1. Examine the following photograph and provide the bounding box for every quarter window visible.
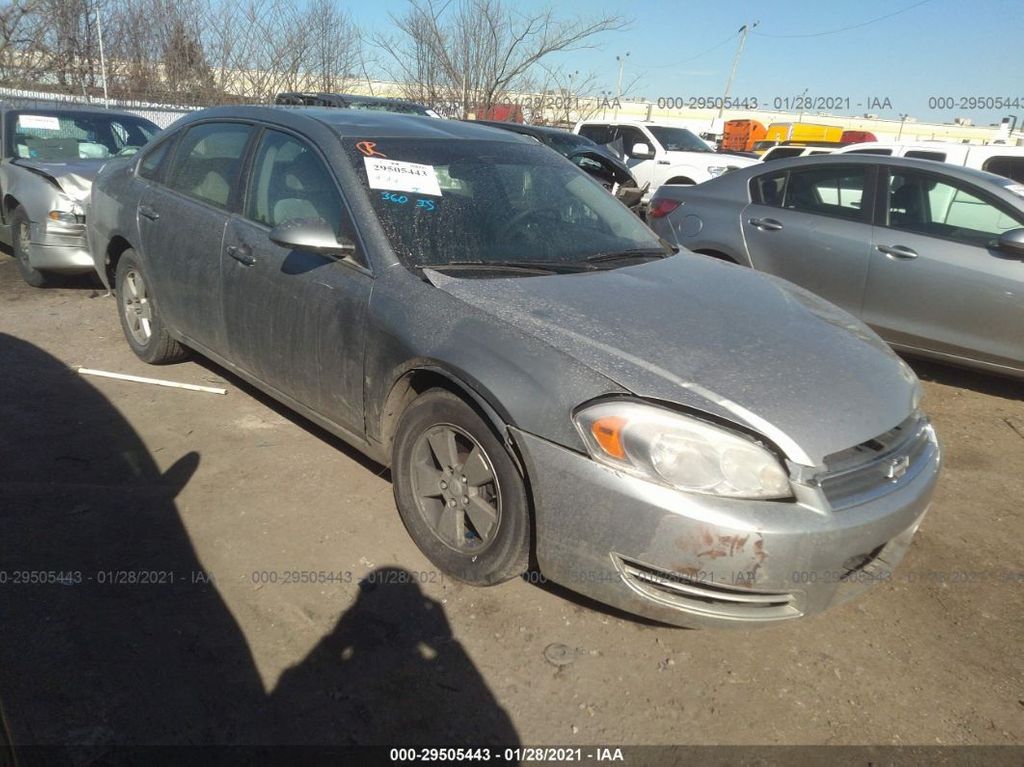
[166,122,253,209]
[886,170,1024,246]
[246,130,344,235]
[138,135,175,180]
[750,171,787,206]
[781,165,868,220]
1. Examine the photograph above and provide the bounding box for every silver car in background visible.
[0,103,159,286]
[88,108,939,628]
[648,155,1024,379]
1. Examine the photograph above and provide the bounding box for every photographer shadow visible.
[0,333,517,749]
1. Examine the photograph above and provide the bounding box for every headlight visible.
[48,209,84,224]
[573,401,792,499]
[707,166,730,177]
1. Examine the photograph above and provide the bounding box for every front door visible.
[862,166,1024,369]
[221,128,370,433]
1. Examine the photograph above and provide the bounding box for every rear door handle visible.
[139,205,159,221]
[876,244,918,259]
[748,217,783,231]
[226,244,255,266]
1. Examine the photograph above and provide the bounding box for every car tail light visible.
[648,198,682,219]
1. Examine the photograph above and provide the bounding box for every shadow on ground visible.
[904,355,1022,401]
[0,333,518,749]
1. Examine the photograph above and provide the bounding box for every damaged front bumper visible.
[28,219,93,273]
[512,417,940,629]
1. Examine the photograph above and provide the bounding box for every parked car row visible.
[5,102,945,631]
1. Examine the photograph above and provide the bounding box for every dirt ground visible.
[0,253,1022,750]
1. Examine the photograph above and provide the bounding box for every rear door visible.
[221,127,370,433]
[862,166,1024,369]
[138,121,254,353]
[740,163,876,316]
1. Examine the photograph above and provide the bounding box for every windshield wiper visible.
[583,248,674,265]
[417,260,595,274]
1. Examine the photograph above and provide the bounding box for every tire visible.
[114,249,188,364]
[392,388,530,585]
[11,206,50,287]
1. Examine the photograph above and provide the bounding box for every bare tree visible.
[0,0,39,83]
[372,0,627,117]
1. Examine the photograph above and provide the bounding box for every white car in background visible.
[573,119,757,197]
[834,141,1024,182]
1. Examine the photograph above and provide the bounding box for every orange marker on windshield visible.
[356,141,387,158]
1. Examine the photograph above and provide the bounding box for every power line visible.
[753,0,934,39]
[639,30,740,70]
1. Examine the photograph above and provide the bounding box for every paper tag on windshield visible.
[364,157,442,197]
[19,115,60,131]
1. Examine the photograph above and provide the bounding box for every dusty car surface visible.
[0,103,159,286]
[648,154,1024,380]
[88,107,939,628]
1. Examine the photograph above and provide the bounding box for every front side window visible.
[616,127,649,158]
[8,110,158,160]
[166,122,252,209]
[343,138,664,269]
[781,165,868,220]
[246,130,344,236]
[886,169,1024,246]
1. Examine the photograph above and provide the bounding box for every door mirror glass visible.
[995,227,1024,256]
[630,142,653,159]
[269,218,355,257]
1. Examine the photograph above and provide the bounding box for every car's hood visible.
[425,256,918,466]
[12,158,103,203]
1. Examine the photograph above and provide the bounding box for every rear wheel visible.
[115,249,188,364]
[11,206,50,287]
[392,389,530,585]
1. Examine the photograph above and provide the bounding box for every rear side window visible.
[982,156,1024,184]
[904,150,946,162]
[761,147,804,162]
[578,124,614,145]
[166,122,253,209]
[137,135,176,181]
[845,148,892,155]
[782,165,869,220]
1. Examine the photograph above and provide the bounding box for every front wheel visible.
[392,389,530,585]
[115,249,188,364]
[11,206,50,287]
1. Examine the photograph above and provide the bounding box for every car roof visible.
[0,101,150,119]
[702,152,1024,198]
[473,120,580,139]
[171,105,535,143]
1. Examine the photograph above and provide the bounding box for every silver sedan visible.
[648,155,1024,379]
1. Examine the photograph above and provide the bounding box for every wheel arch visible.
[378,364,524,476]
[103,235,135,290]
[693,248,741,265]
[664,175,696,185]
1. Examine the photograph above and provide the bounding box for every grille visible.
[615,555,801,622]
[817,414,936,510]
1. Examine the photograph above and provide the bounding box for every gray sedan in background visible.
[88,107,939,628]
[648,155,1024,379]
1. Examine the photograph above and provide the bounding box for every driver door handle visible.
[139,205,159,221]
[226,244,255,266]
[876,244,918,260]
[748,217,783,231]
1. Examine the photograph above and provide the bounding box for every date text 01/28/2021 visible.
[389,747,626,761]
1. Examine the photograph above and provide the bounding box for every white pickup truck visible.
[573,119,758,198]
[833,141,1024,183]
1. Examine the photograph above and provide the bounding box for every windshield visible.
[648,126,712,153]
[8,110,159,161]
[343,138,663,269]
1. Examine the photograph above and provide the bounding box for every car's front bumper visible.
[28,220,93,273]
[512,419,940,629]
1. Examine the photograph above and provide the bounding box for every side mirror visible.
[268,218,355,257]
[630,142,654,159]
[995,228,1024,256]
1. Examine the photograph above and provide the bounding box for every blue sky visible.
[349,0,1022,126]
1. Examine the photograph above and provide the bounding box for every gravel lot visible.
[0,254,1022,749]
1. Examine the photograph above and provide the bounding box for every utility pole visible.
[615,52,629,119]
[95,3,109,108]
[718,22,757,120]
